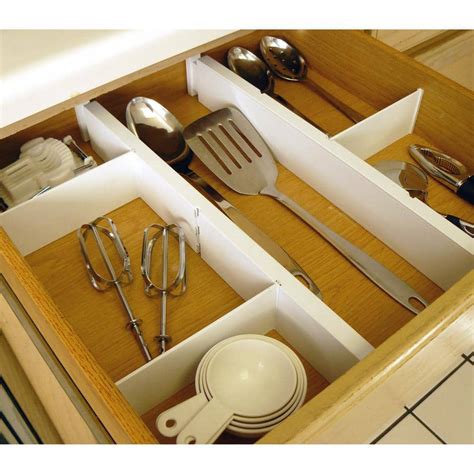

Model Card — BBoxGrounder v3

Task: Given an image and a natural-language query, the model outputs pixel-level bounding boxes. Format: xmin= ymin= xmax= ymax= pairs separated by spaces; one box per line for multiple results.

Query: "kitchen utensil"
xmin=156 ymin=335 xmax=306 ymax=443
xmin=0 ymin=136 xmax=96 ymax=211
xmin=184 ymin=106 xmax=429 ymax=315
xmin=227 ymin=46 xmax=328 ymax=135
xmin=77 ymin=216 xmax=152 ymax=362
xmin=157 ymin=334 xmax=306 ymax=439
xmin=195 ymin=334 xmax=306 ymax=433
xmin=374 ymin=160 xmax=474 ymax=237
xmin=141 ymin=223 xmax=187 ymax=353
xmin=126 ymin=96 xmax=322 ymax=299
xmin=409 ymin=144 xmax=474 ymax=205
xmin=260 ymin=35 xmax=365 ymax=124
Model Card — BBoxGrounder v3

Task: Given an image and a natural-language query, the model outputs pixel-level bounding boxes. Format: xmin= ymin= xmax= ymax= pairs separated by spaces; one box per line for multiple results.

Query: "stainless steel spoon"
xmin=227 ymin=47 xmax=329 ymax=135
xmin=125 ymin=97 xmax=322 ymax=298
xmin=373 ymin=160 xmax=474 ymax=238
xmin=260 ymin=36 xmax=366 ymax=124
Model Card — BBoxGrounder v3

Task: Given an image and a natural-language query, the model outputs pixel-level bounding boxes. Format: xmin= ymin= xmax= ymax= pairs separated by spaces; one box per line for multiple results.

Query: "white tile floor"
xmin=375 ymin=353 xmax=473 ymax=444
xmin=414 ymin=361 xmax=474 ymax=444
xmin=377 ymin=415 xmax=442 ymax=444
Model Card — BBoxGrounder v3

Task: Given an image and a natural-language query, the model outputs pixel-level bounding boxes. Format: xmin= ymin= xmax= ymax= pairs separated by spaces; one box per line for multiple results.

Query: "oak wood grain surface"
xmin=92 ymin=59 xmax=444 ymax=348
xmin=0 ymin=229 xmax=156 ymax=443
xmin=0 ymin=30 xmax=472 ymax=444
xmin=25 ymin=199 xmax=243 ymax=382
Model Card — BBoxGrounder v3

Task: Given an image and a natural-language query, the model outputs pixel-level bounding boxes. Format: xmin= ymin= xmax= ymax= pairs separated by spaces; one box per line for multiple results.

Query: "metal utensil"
xmin=141 ymin=223 xmax=187 ymax=354
xmin=409 ymin=144 xmax=474 ymax=205
xmin=126 ymin=97 xmax=322 ymax=299
xmin=260 ymin=36 xmax=365 ymax=124
xmin=373 ymin=160 xmax=474 ymax=237
xmin=184 ymin=106 xmax=429 ymax=315
xmin=77 ymin=216 xmax=152 ymax=362
xmin=226 ymin=47 xmax=328 ymax=135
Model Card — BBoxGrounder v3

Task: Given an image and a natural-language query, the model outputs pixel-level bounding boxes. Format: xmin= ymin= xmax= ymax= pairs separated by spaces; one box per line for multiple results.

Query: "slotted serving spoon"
xmin=183 ymin=107 xmax=428 ymax=315
xmin=259 ymin=36 xmax=365 ymax=124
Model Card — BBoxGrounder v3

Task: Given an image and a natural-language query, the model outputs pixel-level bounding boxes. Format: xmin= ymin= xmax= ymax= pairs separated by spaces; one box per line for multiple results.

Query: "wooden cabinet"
xmin=0 ymin=30 xmax=472 ymax=444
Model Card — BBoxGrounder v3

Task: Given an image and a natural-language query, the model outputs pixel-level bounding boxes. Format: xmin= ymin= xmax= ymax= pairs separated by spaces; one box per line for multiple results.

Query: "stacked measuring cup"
xmin=157 ymin=334 xmax=307 ymax=444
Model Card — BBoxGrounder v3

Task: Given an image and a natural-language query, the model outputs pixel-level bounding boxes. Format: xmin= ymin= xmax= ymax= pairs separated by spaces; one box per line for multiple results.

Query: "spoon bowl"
xmin=126 ymin=96 xmax=191 ymax=168
xmin=260 ymin=35 xmax=365 ymax=124
xmin=227 ymin=46 xmax=274 ymax=94
xmin=125 ymin=97 xmax=322 ymax=295
xmin=260 ymin=35 xmax=307 ymax=81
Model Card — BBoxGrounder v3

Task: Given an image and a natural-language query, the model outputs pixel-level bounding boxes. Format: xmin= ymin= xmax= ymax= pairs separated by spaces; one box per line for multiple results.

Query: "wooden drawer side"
xmin=0 ymin=228 xmax=155 ymax=443
xmin=261 ymin=270 xmax=474 ymax=443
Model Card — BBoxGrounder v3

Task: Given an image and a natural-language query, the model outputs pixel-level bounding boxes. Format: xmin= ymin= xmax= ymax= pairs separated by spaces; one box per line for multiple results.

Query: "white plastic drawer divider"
xmin=187 ymin=55 xmax=473 ymax=289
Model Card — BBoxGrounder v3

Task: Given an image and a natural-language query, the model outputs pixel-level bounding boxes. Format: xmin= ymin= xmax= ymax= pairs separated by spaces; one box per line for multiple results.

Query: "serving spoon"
xmin=125 ymin=97 xmax=322 ymax=298
xmin=227 ymin=47 xmax=328 ymax=135
xmin=260 ymin=36 xmax=366 ymax=124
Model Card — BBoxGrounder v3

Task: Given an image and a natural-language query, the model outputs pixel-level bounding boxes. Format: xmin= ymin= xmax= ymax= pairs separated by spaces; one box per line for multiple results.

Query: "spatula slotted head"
xmin=183 ymin=107 xmax=279 ymax=195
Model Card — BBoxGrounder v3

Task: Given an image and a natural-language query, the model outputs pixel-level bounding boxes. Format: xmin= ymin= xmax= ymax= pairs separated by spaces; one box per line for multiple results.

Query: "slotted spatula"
xmin=183 ymin=107 xmax=428 ymax=315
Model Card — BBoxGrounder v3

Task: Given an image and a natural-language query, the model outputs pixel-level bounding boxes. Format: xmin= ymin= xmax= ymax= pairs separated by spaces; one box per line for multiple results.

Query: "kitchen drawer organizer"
xmin=0 ymin=30 xmax=472 ymax=443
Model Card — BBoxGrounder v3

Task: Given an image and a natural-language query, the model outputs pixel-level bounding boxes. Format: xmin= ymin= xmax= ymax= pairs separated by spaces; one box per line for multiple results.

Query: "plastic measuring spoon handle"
xmin=156 ymin=392 xmax=207 ymax=438
xmin=177 ymin=398 xmax=234 ymax=444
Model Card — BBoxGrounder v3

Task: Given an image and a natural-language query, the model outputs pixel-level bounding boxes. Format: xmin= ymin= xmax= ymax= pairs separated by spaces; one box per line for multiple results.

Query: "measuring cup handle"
xmin=176 ymin=398 xmax=234 ymax=444
xmin=156 ymin=392 xmax=207 ymax=438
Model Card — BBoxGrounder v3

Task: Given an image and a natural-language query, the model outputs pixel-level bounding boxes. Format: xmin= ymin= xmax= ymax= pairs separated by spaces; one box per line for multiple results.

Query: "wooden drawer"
xmin=370 ymin=30 xmax=473 ymax=90
xmin=0 ymin=30 xmax=472 ymax=444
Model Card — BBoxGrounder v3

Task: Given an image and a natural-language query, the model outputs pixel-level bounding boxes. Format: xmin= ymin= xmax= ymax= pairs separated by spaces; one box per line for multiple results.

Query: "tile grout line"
xmin=371 ymin=409 xmax=413 ymax=444
xmin=407 ymin=410 xmax=447 ymax=444
xmin=372 ymin=353 xmax=471 ymax=444
xmin=461 ymin=352 xmax=474 ymax=365
xmin=407 ymin=356 xmax=469 ymax=413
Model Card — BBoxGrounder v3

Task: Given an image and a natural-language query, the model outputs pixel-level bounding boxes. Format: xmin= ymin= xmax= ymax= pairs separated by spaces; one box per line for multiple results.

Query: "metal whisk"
xmin=77 ymin=216 xmax=152 ymax=362
xmin=141 ymin=223 xmax=186 ymax=354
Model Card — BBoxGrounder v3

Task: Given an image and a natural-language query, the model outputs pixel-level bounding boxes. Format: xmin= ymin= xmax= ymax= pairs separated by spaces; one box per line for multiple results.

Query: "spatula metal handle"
xmin=262 ymin=186 xmax=429 ymax=315
xmin=183 ymin=169 xmax=321 ymax=298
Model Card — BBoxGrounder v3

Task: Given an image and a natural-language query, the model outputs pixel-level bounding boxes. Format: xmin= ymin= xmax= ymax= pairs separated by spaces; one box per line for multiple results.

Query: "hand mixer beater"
xmin=77 ymin=216 xmax=152 ymax=362
xmin=141 ymin=223 xmax=187 ymax=354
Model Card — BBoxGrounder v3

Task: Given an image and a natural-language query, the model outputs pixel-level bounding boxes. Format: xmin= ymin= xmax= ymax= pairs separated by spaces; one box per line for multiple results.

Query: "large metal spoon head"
xmin=125 ymin=96 xmax=191 ymax=168
xmin=260 ymin=36 xmax=307 ymax=82
xmin=227 ymin=46 xmax=274 ymax=94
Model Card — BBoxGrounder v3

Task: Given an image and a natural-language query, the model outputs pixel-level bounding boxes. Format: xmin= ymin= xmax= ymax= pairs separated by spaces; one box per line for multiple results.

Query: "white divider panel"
xmin=117 ymin=286 xmax=277 ymax=414
xmin=0 ymin=153 xmax=139 ymax=255
xmin=188 ymin=56 xmax=473 ymax=289
xmin=81 ymin=101 xmax=308 ymax=299
xmin=331 ymin=89 xmax=423 ymax=160
xmin=80 ymin=103 xmax=131 ymax=161
xmin=117 ymin=284 xmax=373 ymax=415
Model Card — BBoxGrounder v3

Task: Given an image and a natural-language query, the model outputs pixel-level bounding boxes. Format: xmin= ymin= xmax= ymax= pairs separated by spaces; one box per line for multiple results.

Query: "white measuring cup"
xmin=196 ymin=335 xmax=306 ymax=425
xmin=157 ymin=337 xmax=298 ymax=444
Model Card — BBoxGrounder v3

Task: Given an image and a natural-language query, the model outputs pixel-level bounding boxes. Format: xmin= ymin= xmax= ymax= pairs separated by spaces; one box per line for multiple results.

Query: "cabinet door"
xmin=0 ymin=276 xmax=111 ymax=444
